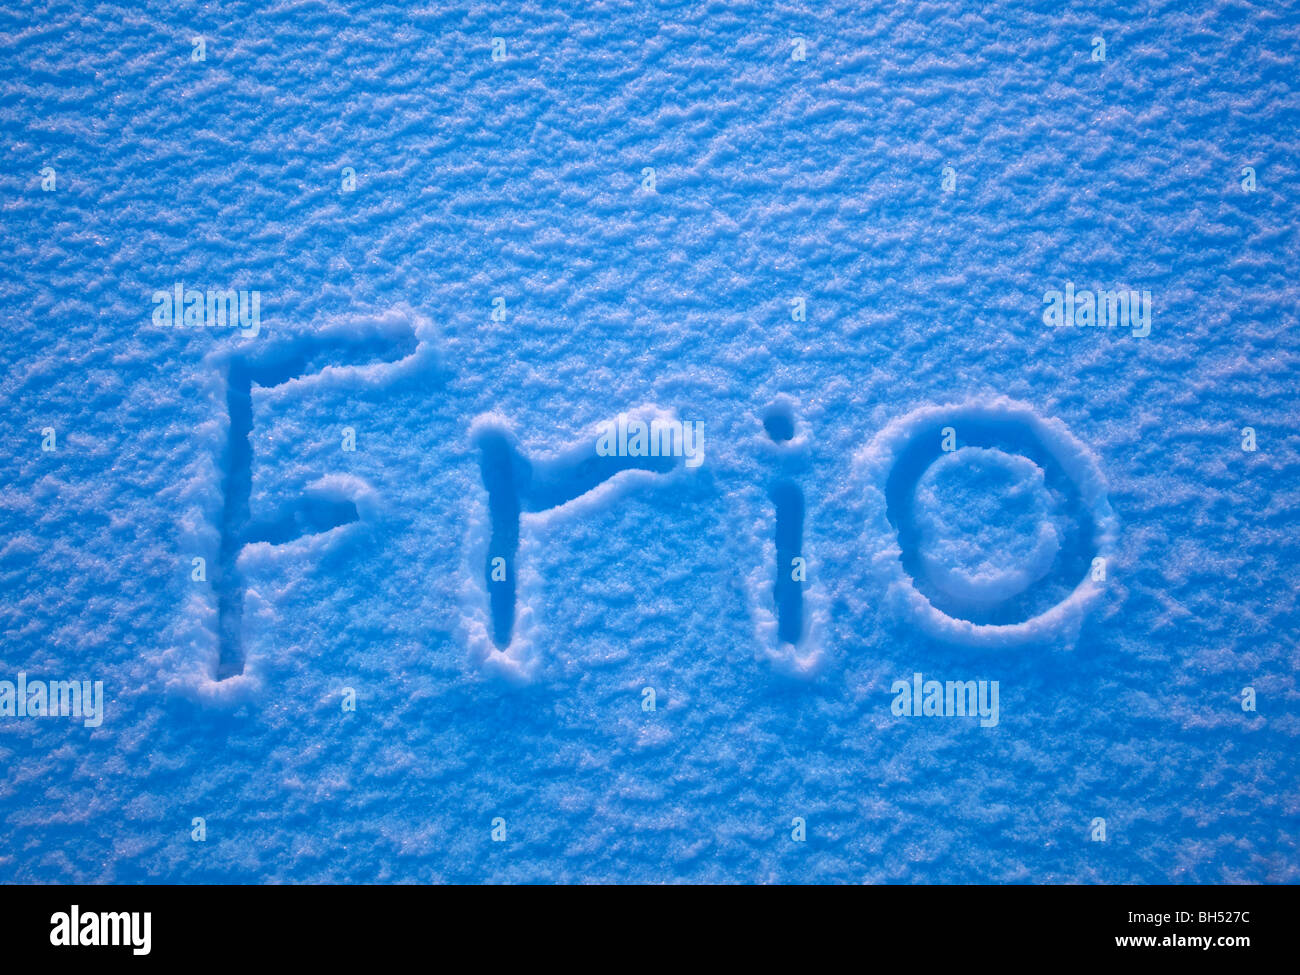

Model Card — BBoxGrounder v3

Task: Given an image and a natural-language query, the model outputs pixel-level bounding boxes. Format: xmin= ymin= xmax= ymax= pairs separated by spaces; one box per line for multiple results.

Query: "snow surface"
xmin=1 ymin=0 xmax=1297 ymax=883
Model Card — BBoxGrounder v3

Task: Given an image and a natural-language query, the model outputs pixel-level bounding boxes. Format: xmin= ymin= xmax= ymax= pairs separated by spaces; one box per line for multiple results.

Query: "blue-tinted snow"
xmin=0 ymin=1 xmax=1297 ymax=883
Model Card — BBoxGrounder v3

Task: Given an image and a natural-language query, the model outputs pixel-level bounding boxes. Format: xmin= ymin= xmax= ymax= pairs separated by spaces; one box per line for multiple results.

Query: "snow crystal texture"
xmin=1 ymin=0 xmax=1297 ymax=883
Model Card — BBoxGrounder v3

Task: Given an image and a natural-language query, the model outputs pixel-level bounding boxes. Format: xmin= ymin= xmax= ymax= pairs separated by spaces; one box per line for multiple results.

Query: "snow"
xmin=0 ymin=0 xmax=1296 ymax=883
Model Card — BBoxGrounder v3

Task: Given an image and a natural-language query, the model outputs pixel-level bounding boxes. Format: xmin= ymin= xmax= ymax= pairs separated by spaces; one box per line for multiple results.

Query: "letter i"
xmin=761 ymin=403 xmax=806 ymax=646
